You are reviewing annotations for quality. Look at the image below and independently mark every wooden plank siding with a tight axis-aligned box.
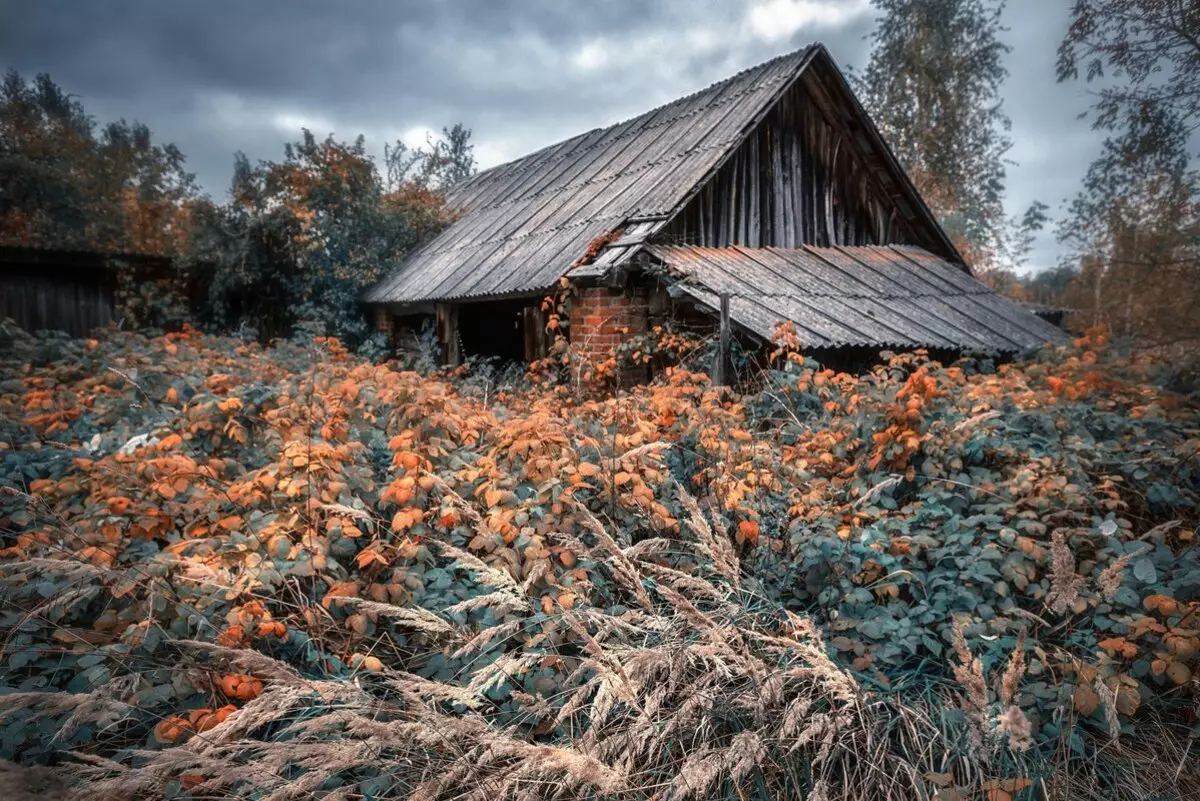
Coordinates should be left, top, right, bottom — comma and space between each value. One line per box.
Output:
0, 246, 173, 338
659, 77, 923, 252
0, 268, 115, 337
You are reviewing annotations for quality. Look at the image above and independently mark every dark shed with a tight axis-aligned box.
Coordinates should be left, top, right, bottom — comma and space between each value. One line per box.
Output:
1, 245, 172, 338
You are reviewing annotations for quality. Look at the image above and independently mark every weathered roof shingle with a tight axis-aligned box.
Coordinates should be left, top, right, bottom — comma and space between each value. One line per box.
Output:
365, 47, 819, 304
650, 243, 1067, 352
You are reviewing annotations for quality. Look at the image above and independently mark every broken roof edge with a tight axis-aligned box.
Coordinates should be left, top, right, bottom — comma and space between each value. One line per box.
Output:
639, 243, 1067, 353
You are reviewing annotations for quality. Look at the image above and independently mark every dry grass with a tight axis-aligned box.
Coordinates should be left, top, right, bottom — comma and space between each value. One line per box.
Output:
4, 462, 1197, 799
28, 493, 1190, 801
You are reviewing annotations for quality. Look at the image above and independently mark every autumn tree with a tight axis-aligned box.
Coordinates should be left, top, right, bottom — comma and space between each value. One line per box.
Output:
1056, 1, 1200, 347
859, 0, 1027, 269
1058, 108, 1200, 344
0, 70, 198, 254
188, 128, 473, 346
1021, 263, 1078, 306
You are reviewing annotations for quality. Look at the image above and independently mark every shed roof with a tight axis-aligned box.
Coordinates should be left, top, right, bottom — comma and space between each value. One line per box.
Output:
366, 46, 830, 304
650, 244, 1067, 352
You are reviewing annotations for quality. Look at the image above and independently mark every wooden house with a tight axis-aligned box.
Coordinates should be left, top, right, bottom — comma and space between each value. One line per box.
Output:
364, 44, 1064, 371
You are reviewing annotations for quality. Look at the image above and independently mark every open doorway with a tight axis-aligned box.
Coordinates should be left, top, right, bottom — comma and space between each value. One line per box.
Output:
457, 298, 546, 364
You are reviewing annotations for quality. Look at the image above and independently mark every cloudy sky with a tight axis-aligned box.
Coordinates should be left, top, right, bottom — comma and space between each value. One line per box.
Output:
2, 0, 1106, 272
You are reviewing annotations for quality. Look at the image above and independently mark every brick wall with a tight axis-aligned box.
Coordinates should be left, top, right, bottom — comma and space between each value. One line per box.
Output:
571, 286, 648, 386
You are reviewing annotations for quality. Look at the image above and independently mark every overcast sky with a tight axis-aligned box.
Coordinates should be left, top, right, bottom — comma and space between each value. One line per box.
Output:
1, 0, 1106, 273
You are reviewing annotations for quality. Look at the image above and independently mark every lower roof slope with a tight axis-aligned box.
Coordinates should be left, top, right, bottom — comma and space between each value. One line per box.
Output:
650, 244, 1067, 352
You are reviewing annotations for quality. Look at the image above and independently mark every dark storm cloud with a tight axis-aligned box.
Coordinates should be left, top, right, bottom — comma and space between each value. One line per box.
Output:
1, 0, 1104, 271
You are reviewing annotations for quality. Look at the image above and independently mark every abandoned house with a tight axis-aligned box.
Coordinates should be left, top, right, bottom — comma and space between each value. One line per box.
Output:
364, 44, 1065, 374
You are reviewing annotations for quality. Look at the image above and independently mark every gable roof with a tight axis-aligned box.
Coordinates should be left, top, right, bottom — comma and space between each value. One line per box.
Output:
649, 244, 1066, 351
365, 45, 957, 306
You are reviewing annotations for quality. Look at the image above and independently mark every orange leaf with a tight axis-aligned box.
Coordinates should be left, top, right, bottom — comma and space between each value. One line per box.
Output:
217, 515, 244, 531
217, 398, 243, 414
154, 716, 186, 743
356, 548, 388, 569
106, 496, 132, 515
322, 581, 360, 608
391, 508, 421, 532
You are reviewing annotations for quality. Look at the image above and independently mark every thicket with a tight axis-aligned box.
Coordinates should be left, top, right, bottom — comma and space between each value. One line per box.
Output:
1, 323, 1198, 800
1, 71, 473, 348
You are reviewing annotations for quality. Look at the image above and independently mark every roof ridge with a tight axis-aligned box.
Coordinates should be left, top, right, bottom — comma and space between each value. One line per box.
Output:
610, 45, 815, 130
449, 45, 815, 204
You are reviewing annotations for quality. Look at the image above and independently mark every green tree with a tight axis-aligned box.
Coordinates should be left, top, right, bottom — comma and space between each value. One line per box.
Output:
858, 0, 1015, 267
0, 70, 198, 254
1058, 0, 1200, 143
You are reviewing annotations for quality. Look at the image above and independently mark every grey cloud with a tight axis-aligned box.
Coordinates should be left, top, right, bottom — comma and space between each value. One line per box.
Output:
1, 0, 1106, 271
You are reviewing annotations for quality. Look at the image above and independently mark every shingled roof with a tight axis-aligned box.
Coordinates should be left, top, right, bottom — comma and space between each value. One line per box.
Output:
649, 244, 1065, 351
366, 45, 1063, 354
367, 44, 953, 305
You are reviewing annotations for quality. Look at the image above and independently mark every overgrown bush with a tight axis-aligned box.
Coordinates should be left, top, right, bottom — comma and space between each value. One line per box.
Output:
0, 325, 1197, 800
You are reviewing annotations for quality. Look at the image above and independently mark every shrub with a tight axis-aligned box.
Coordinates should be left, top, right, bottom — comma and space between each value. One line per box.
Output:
0, 326, 1197, 799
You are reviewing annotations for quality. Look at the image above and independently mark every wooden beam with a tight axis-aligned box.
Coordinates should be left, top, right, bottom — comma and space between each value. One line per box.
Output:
523, 305, 548, 361
436, 302, 460, 366
712, 293, 731, 386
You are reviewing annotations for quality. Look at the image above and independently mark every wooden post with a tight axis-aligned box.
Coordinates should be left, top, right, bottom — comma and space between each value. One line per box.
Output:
713, 293, 731, 386
523, 305, 547, 361
436, 303, 460, 367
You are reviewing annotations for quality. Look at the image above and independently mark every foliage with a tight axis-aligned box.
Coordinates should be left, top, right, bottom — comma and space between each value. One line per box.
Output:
0, 70, 199, 255
1020, 264, 1079, 307
385, 123, 477, 190
974, 202, 1052, 300
1052, 1, 1200, 351
1057, 0, 1200, 141
1054, 105, 1200, 347
1, 325, 1199, 799
1, 69, 473, 349
858, 0, 1017, 268
185, 128, 472, 347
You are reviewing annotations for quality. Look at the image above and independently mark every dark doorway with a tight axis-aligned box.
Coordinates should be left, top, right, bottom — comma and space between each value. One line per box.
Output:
458, 299, 529, 364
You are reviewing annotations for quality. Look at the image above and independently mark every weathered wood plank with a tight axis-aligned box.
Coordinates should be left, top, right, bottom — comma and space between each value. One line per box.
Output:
436, 303, 460, 366
712, 293, 731, 386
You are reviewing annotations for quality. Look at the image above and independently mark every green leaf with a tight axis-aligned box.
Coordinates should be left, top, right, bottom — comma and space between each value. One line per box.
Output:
1132, 558, 1157, 584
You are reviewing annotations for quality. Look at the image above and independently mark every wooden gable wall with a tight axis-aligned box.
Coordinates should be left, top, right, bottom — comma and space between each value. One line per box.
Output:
658, 70, 949, 257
